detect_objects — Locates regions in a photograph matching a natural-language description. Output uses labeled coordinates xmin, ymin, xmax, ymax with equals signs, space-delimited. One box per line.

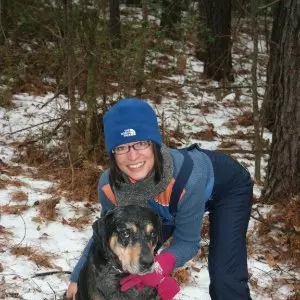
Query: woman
xmin=67 ymin=98 xmax=253 ymax=300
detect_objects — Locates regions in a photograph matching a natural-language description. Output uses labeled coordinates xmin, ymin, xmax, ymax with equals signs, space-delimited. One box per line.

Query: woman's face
xmin=114 ymin=142 xmax=155 ymax=181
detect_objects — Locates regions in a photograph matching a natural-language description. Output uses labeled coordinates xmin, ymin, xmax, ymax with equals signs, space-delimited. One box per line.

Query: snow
xmin=0 ymin=13 xmax=297 ymax=300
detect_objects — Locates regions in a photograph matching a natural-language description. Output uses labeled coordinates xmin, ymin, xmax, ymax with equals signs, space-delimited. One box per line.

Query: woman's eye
xmin=115 ymin=146 xmax=125 ymax=152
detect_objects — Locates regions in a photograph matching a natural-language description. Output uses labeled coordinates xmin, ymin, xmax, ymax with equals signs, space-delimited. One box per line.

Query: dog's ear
xmin=92 ymin=218 xmax=106 ymax=240
xmin=92 ymin=209 xmax=115 ymax=239
xmin=92 ymin=210 xmax=115 ymax=259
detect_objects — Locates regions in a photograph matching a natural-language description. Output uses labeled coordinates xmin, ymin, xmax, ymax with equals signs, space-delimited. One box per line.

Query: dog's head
xmin=92 ymin=205 xmax=162 ymax=274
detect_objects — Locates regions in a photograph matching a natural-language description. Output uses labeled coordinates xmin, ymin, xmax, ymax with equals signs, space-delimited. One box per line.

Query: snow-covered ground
xmin=0 ymin=21 xmax=297 ymax=299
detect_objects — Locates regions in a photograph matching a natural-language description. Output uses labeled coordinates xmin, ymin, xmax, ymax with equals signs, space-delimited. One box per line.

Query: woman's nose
xmin=127 ymin=147 xmax=139 ymax=160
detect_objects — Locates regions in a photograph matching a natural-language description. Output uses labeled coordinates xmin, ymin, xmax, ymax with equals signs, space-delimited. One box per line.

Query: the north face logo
xmin=121 ymin=129 xmax=136 ymax=137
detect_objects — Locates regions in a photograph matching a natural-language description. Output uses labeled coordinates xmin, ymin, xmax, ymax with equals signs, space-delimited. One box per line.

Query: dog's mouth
xmin=121 ymin=260 xmax=155 ymax=275
xmin=137 ymin=263 xmax=155 ymax=275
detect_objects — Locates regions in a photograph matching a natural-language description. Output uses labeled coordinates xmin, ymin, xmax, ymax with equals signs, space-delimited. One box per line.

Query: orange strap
xmin=102 ymin=184 xmax=117 ymax=205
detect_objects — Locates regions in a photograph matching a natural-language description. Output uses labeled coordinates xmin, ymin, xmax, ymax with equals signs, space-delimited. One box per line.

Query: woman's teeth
xmin=128 ymin=162 xmax=144 ymax=169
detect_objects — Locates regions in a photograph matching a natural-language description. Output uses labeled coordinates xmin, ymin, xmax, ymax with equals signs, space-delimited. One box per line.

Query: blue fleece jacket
xmin=70 ymin=145 xmax=251 ymax=282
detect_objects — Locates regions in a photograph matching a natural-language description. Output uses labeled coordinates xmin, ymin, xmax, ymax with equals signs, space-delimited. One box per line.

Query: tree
xmin=160 ymin=0 xmax=182 ymax=39
xmin=63 ymin=0 xmax=79 ymax=166
xmin=262 ymin=0 xmax=300 ymax=202
xmin=263 ymin=2 xmax=283 ymax=131
xmin=250 ymin=0 xmax=262 ymax=182
xmin=79 ymin=0 xmax=100 ymax=158
xmin=0 ymin=0 xmax=9 ymax=45
xmin=109 ymin=0 xmax=121 ymax=49
xmin=203 ymin=0 xmax=233 ymax=82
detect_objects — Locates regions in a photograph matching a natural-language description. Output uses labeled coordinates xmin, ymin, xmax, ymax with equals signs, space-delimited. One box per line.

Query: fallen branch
xmin=217 ymin=148 xmax=269 ymax=154
xmin=32 ymin=270 xmax=71 ymax=277
xmin=40 ymin=68 xmax=85 ymax=109
xmin=7 ymin=117 xmax=62 ymax=136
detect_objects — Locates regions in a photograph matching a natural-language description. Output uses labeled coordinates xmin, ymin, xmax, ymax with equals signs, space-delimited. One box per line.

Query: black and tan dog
xmin=75 ymin=205 xmax=162 ymax=300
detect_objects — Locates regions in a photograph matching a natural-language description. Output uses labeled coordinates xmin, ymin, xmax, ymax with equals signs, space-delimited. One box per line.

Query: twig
xmin=15 ymin=117 xmax=67 ymax=147
xmin=40 ymin=68 xmax=85 ymax=109
xmin=47 ymin=281 xmax=57 ymax=300
xmin=14 ymin=213 xmax=27 ymax=247
xmin=259 ymin=0 xmax=280 ymax=10
xmin=7 ymin=117 xmax=62 ymax=136
xmin=32 ymin=271 xmax=71 ymax=277
xmin=186 ymin=83 xmax=267 ymax=90
xmin=217 ymin=148 xmax=269 ymax=154
xmin=40 ymin=86 xmax=66 ymax=109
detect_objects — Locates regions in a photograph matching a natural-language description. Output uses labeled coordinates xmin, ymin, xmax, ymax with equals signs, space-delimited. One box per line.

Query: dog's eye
xmin=147 ymin=231 xmax=157 ymax=242
xmin=120 ymin=229 xmax=131 ymax=240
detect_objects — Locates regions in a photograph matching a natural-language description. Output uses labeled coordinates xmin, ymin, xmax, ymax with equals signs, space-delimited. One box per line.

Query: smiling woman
xmin=66 ymin=98 xmax=254 ymax=300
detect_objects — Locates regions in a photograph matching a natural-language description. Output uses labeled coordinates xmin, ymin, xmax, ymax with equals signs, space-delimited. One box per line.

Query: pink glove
xmin=120 ymin=252 xmax=180 ymax=299
xmin=157 ymin=276 xmax=180 ymax=300
xmin=121 ymin=274 xmax=179 ymax=300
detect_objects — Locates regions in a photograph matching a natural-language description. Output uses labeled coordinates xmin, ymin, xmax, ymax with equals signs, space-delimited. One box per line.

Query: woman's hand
xmin=65 ymin=282 xmax=78 ymax=300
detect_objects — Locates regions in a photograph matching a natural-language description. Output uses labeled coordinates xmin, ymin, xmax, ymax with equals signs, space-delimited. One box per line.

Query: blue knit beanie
xmin=103 ymin=98 xmax=162 ymax=153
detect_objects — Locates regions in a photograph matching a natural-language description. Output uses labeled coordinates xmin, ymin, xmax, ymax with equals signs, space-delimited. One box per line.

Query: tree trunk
xmin=82 ymin=4 xmax=98 ymax=159
xmin=135 ymin=0 xmax=147 ymax=96
xmin=262 ymin=0 xmax=300 ymax=203
xmin=251 ymin=0 xmax=262 ymax=182
xmin=203 ymin=0 xmax=233 ymax=82
xmin=125 ymin=0 xmax=141 ymax=6
xmin=0 ymin=0 xmax=9 ymax=45
xmin=109 ymin=0 xmax=121 ymax=49
xmin=263 ymin=2 xmax=282 ymax=131
xmin=63 ymin=0 xmax=79 ymax=166
xmin=160 ymin=0 xmax=182 ymax=39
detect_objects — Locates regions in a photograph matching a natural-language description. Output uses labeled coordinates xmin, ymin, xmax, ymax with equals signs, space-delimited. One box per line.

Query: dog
xmin=75 ymin=205 xmax=162 ymax=300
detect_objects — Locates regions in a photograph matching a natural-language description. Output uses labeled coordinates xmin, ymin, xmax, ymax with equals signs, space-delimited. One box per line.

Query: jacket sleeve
xmin=70 ymin=238 xmax=93 ymax=282
xmin=70 ymin=170 xmax=114 ymax=281
xmin=163 ymin=150 xmax=214 ymax=268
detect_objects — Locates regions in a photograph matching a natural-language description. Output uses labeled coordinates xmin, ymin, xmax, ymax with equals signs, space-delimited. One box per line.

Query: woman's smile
xmin=127 ymin=161 xmax=145 ymax=169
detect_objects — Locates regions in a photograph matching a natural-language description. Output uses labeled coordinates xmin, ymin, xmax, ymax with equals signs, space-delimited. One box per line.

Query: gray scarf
xmin=113 ymin=145 xmax=173 ymax=207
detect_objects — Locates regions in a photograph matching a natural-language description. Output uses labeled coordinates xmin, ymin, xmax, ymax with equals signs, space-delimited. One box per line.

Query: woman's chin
xmin=127 ymin=169 xmax=149 ymax=181
xmin=129 ymin=173 xmax=147 ymax=181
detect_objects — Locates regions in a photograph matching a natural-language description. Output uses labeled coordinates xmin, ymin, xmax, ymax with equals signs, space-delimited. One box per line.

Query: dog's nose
xmin=140 ymin=255 xmax=154 ymax=271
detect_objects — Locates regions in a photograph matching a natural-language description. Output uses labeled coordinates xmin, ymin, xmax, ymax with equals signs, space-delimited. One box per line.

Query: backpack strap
xmin=169 ymin=149 xmax=194 ymax=216
xmin=158 ymin=149 xmax=194 ymax=245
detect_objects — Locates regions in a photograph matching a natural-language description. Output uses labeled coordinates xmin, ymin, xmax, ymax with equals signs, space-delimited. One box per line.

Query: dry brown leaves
xmin=236 ymin=111 xmax=253 ymax=127
xmin=250 ymin=199 xmax=300 ymax=298
xmin=191 ymin=124 xmax=218 ymax=141
xmin=56 ymin=161 xmax=100 ymax=203
xmin=62 ymin=215 xmax=92 ymax=229
xmin=1 ymin=204 xmax=30 ymax=215
xmin=173 ymin=268 xmax=191 ymax=285
xmin=38 ymin=197 xmax=60 ymax=221
xmin=11 ymin=190 xmax=28 ymax=202
xmin=0 ymin=178 xmax=25 ymax=189
xmin=0 ymin=225 xmax=13 ymax=252
xmin=256 ymin=199 xmax=300 ymax=268
xmin=12 ymin=144 xmax=49 ymax=167
xmin=11 ymin=245 xmax=59 ymax=269
xmin=218 ymin=140 xmax=238 ymax=149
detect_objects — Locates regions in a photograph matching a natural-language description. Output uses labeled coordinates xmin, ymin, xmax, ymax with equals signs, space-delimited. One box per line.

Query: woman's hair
xmin=109 ymin=143 xmax=164 ymax=189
